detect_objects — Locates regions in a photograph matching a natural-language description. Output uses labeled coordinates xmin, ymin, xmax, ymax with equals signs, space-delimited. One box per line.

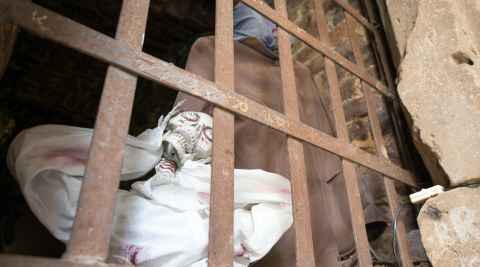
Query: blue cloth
xmin=234 ymin=2 xmax=278 ymax=57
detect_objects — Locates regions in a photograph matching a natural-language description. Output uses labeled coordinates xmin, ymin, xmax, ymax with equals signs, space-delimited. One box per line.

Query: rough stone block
xmin=418 ymin=187 xmax=480 ymax=267
xmin=385 ymin=0 xmax=418 ymax=58
xmin=397 ymin=0 xmax=480 ymax=186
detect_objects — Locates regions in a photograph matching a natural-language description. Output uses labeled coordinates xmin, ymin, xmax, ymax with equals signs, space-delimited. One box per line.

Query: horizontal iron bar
xmin=3 ymin=0 xmax=417 ymax=187
xmin=0 ymin=254 xmax=129 ymax=267
xmin=333 ymin=0 xmax=376 ymax=32
xmin=240 ymin=0 xmax=392 ymax=98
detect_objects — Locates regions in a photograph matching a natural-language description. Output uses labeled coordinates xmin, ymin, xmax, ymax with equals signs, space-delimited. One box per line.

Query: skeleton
xmin=150 ymin=110 xmax=213 ymax=184
xmin=8 ymin=104 xmax=292 ymax=267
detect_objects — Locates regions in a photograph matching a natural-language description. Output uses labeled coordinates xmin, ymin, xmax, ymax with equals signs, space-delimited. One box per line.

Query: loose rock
xmin=397 ymin=0 xmax=480 ymax=185
xmin=418 ymin=187 xmax=480 ymax=267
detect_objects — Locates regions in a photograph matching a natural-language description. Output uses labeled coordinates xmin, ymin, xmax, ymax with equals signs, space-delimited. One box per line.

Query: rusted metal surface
xmin=208 ymin=1 xmax=235 ymax=266
xmin=360 ymin=0 xmax=417 ymax=178
xmin=63 ymin=0 xmax=150 ymax=262
xmin=360 ymin=0 xmax=395 ymax=91
xmin=3 ymin=0 xmax=417 ymax=187
xmin=240 ymin=0 xmax=391 ymax=99
xmin=274 ymin=0 xmax=317 ymax=266
xmin=332 ymin=0 xmax=375 ymax=32
xmin=0 ymin=255 xmax=131 ymax=267
xmin=345 ymin=13 xmax=414 ymax=267
xmin=313 ymin=1 xmax=373 ymax=266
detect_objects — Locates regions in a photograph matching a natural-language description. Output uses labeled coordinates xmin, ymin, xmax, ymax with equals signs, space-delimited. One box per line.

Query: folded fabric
xmin=234 ymin=2 xmax=278 ymax=58
xmin=7 ymin=123 xmax=292 ymax=266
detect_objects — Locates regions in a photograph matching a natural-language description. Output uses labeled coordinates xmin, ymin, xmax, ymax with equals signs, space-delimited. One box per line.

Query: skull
xmin=162 ymin=111 xmax=213 ymax=168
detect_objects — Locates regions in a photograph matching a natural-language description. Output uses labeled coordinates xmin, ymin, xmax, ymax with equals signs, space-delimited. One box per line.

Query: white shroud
xmin=7 ymin=123 xmax=292 ymax=267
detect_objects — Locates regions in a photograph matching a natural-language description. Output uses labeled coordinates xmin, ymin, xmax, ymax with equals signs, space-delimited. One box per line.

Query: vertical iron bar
xmin=63 ymin=0 xmax=150 ymax=262
xmin=344 ymin=12 xmax=414 ymax=267
xmin=359 ymin=1 xmax=394 ymax=90
xmin=313 ymin=1 xmax=373 ymax=266
xmin=208 ymin=1 xmax=235 ymax=266
xmin=274 ymin=0 xmax=317 ymax=266
xmin=360 ymin=0 xmax=416 ymax=175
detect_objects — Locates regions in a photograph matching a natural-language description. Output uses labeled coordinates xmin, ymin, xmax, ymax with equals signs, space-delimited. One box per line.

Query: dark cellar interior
xmin=0 ymin=0 xmax=215 ymax=257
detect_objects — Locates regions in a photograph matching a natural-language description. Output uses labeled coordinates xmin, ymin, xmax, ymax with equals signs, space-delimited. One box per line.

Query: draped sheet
xmin=7 ymin=123 xmax=293 ymax=267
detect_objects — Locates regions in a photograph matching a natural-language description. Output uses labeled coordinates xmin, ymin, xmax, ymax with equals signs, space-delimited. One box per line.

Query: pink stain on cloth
xmin=7 ymin=124 xmax=293 ymax=267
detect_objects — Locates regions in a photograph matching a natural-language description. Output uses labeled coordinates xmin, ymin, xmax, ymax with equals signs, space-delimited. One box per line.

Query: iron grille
xmin=0 ymin=0 xmax=417 ymax=266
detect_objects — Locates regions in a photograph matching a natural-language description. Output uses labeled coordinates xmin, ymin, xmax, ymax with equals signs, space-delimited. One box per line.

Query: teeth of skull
xmin=155 ymin=159 xmax=177 ymax=179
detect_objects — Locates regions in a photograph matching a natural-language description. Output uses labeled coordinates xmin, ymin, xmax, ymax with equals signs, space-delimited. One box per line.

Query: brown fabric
xmin=176 ymin=36 xmax=372 ymax=266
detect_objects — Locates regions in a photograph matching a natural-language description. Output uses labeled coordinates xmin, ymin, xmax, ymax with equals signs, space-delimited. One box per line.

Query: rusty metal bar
xmin=360 ymin=1 xmax=394 ymax=91
xmin=61 ymin=0 xmax=150 ymax=262
xmin=332 ymin=0 xmax=376 ymax=32
xmin=313 ymin=1 xmax=373 ymax=266
xmin=208 ymin=1 xmax=235 ymax=266
xmin=0 ymin=255 xmax=130 ymax=267
xmin=3 ymin=0 xmax=417 ymax=187
xmin=240 ymin=0 xmax=391 ymax=98
xmin=360 ymin=0 xmax=418 ymax=186
xmin=274 ymin=0 xmax=316 ymax=266
xmin=345 ymin=12 xmax=414 ymax=267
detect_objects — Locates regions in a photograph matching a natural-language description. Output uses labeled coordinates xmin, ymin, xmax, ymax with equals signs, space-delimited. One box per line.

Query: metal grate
xmin=0 ymin=0 xmax=417 ymax=266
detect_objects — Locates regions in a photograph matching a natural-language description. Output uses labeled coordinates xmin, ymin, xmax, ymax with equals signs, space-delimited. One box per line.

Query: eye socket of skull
xmin=162 ymin=141 xmax=182 ymax=166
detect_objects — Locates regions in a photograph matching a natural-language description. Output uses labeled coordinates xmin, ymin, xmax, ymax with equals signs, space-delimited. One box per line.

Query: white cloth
xmin=7 ymin=124 xmax=293 ymax=267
